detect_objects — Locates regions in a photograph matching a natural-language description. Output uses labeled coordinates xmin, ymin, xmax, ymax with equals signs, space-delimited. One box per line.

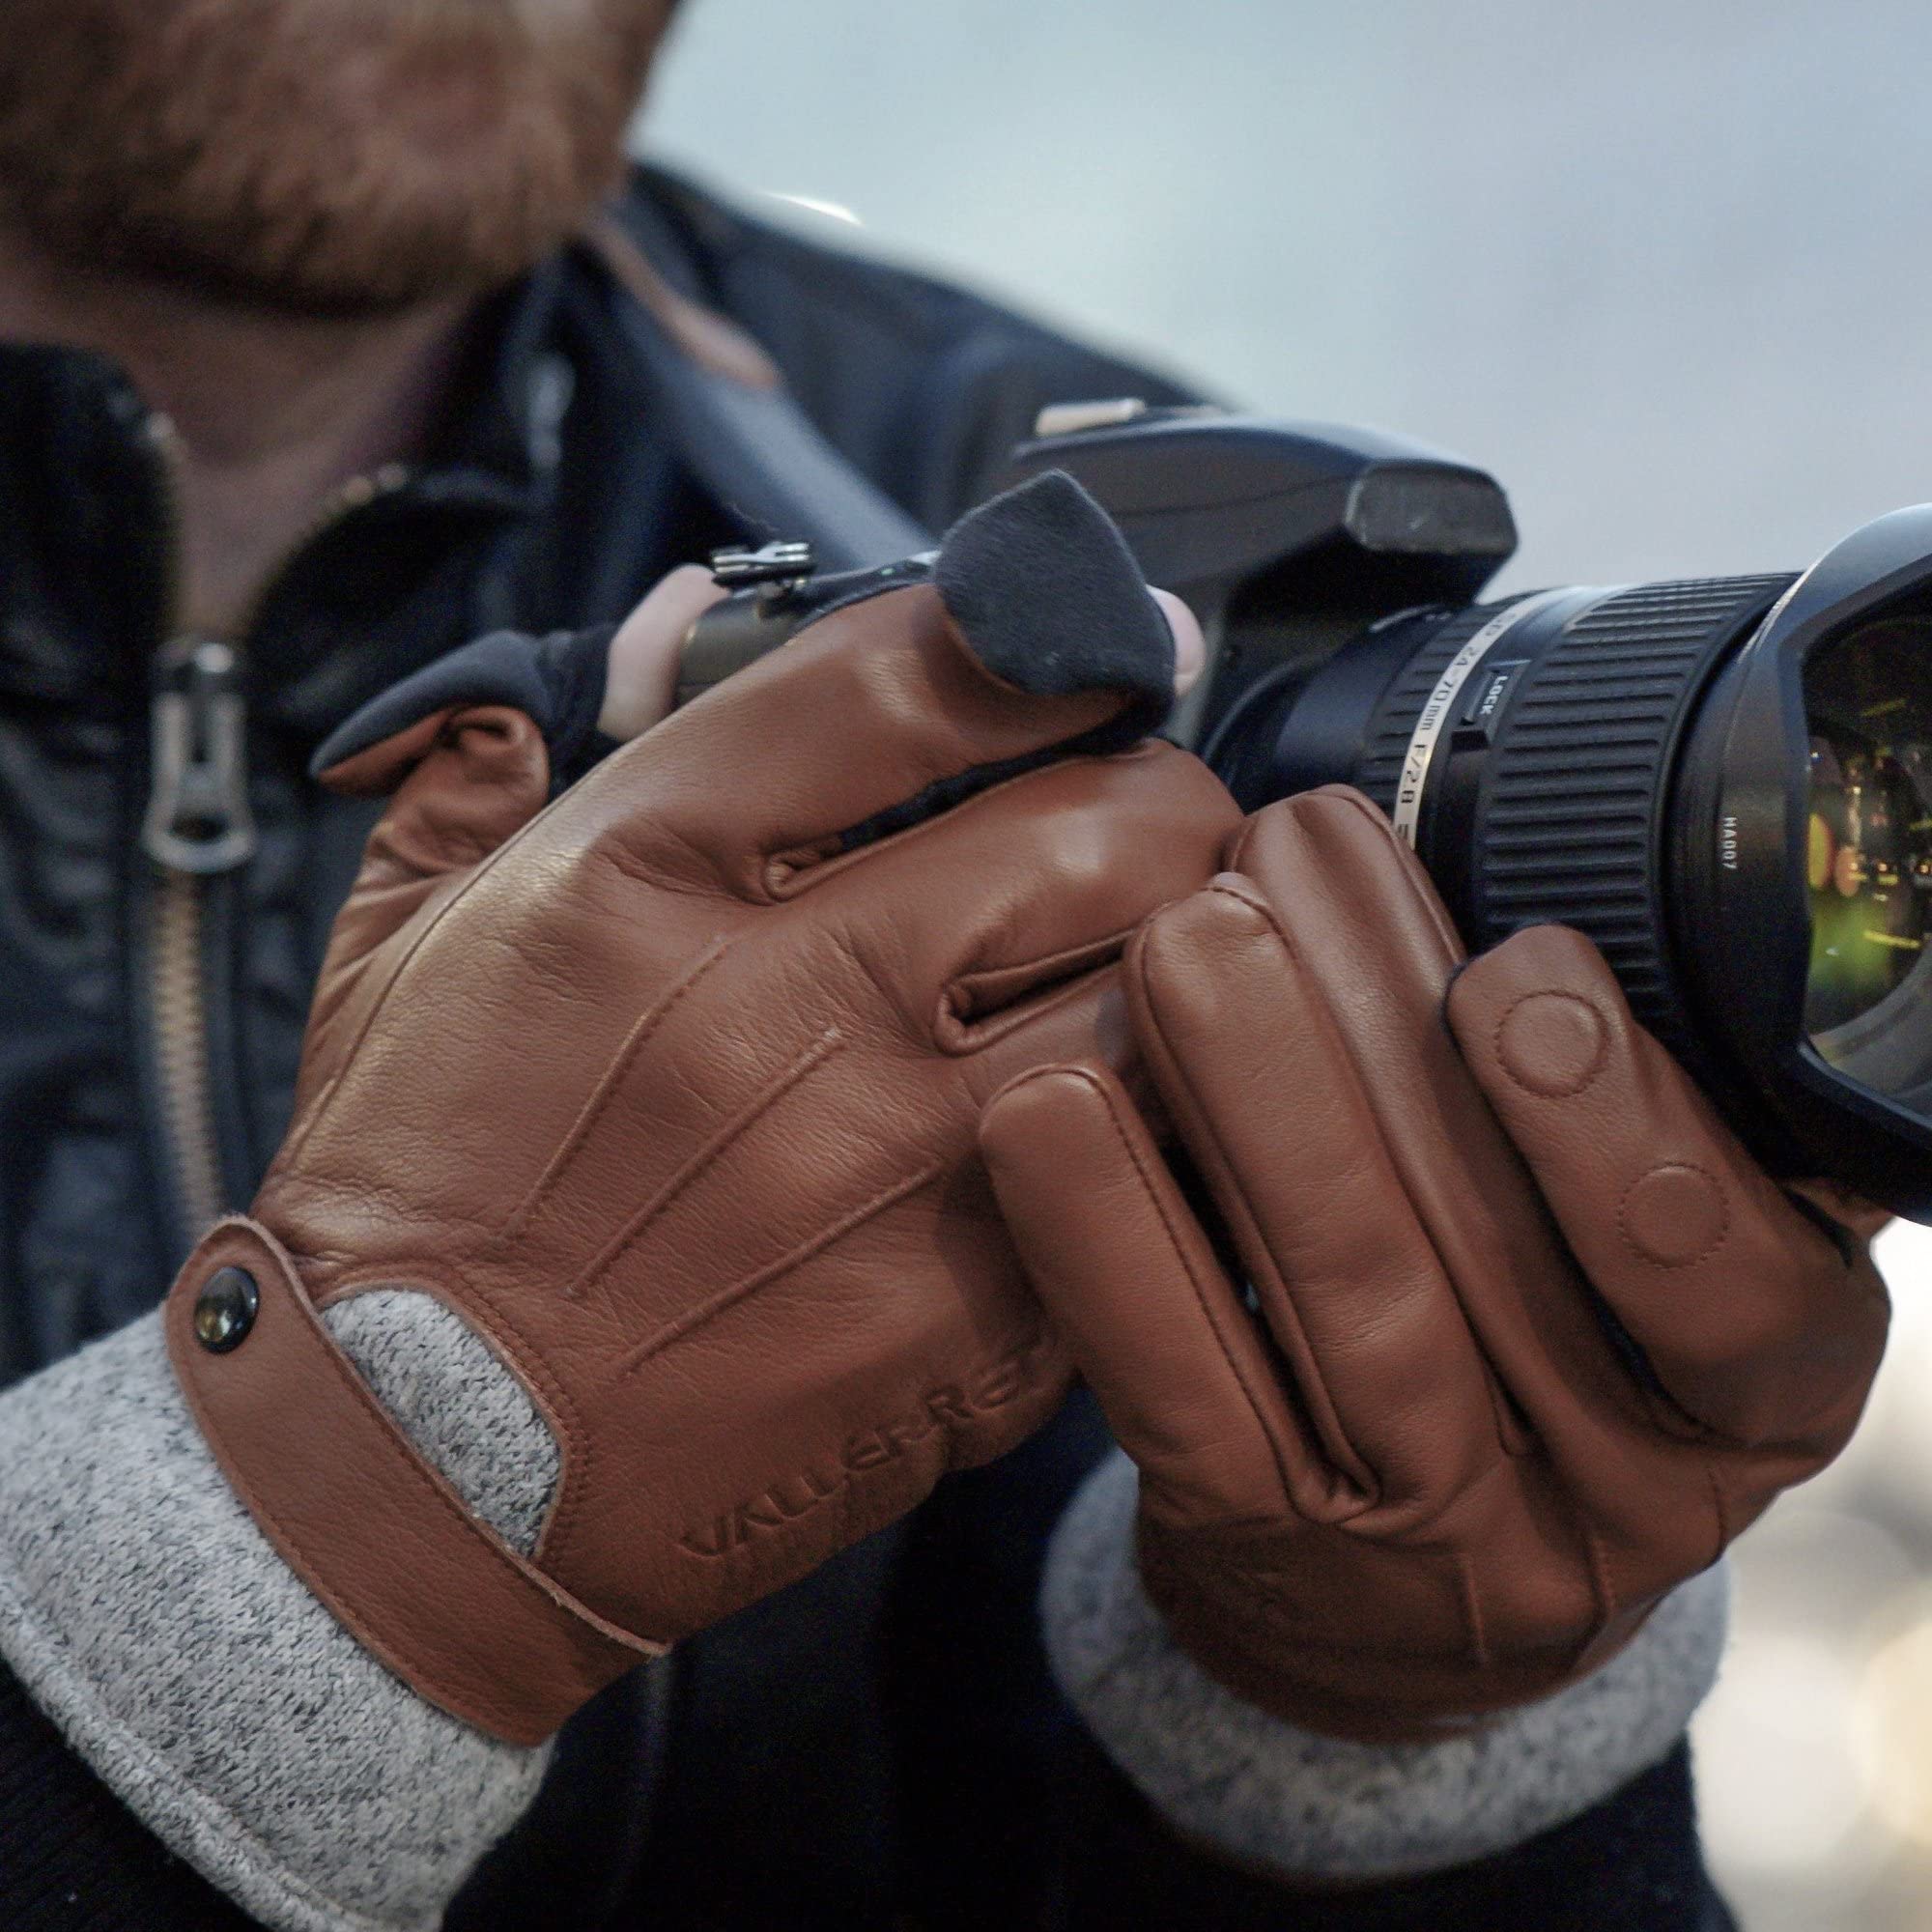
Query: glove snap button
xmin=193 ymin=1266 xmax=260 ymax=1353
xmin=1495 ymin=991 xmax=1609 ymax=1098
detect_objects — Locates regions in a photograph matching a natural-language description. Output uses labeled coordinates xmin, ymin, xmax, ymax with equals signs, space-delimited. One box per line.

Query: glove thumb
xmin=327 ymin=702 xmax=554 ymax=947
xmin=312 ymin=625 xmax=595 ymax=952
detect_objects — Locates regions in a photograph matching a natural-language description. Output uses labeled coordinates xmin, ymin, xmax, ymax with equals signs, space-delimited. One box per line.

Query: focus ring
xmin=1469 ymin=575 xmax=1791 ymax=1051
xmin=1351 ymin=603 xmax=1520 ymax=809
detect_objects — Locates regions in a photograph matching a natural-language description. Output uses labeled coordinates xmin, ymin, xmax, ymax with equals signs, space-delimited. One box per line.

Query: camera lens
xmin=1802 ymin=615 xmax=1932 ymax=1106
xmin=1245 ymin=573 xmax=1792 ymax=1064
xmin=1215 ymin=507 xmax=1932 ymax=1218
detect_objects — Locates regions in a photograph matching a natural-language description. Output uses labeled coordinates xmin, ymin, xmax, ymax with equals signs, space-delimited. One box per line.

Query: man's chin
xmin=0 ymin=0 xmax=671 ymax=319
xmin=15 ymin=175 xmax=630 ymax=323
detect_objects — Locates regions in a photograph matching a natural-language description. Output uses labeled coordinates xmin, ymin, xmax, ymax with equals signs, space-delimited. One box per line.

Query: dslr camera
xmin=685 ymin=405 xmax=1932 ymax=1224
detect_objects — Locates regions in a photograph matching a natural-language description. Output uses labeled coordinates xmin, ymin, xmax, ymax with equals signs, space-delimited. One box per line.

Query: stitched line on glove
xmin=1070 ymin=1064 xmax=1300 ymax=1521
xmin=1613 ymin=1161 xmax=1733 ymax=1269
xmin=1227 ymin=786 xmax=1466 ymax=963
xmin=1705 ymin=1464 xmax=1733 ymax=1565
xmin=1455 ymin=1548 xmax=1491 ymax=1670
xmin=567 ymin=1027 xmax=848 ymax=1300
xmin=274 ymin=1070 xmax=339 ymax=1171
xmin=934 ymin=926 xmax=1135 ymax=1054
xmin=759 ymin=748 xmax=1152 ymax=903
xmin=291 ymin=761 xmax=585 ymax=1162
xmin=1487 ymin=989 xmax=1611 ymax=1099
xmin=1189 ymin=879 xmax=1531 ymax=1480
xmin=177 ymin=1236 xmax=651 ymax=1740
xmin=507 ymin=937 xmax=735 ymax=1236
xmin=618 ymin=1157 xmax=947 ymax=1375
xmin=1145 ymin=882 xmax=1391 ymax=1509
xmin=1580 ymin=1520 xmax=1620 ymax=1660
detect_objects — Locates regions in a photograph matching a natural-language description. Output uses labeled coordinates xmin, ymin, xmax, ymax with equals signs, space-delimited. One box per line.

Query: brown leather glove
xmin=981 ymin=783 xmax=1889 ymax=1742
xmin=163 ymin=482 xmax=1240 ymax=1746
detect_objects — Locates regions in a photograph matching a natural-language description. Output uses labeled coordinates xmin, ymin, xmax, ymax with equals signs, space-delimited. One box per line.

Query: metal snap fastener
xmin=193 ymin=1266 xmax=260 ymax=1353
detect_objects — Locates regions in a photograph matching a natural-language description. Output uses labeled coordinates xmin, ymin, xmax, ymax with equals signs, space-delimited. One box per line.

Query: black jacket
xmin=0 ymin=163 xmax=1725 ymax=1930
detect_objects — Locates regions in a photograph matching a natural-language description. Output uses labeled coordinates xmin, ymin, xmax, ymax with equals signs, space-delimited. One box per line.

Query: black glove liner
xmin=311 ymin=469 xmax=1176 ymax=821
xmin=311 ymin=624 xmax=619 ymax=797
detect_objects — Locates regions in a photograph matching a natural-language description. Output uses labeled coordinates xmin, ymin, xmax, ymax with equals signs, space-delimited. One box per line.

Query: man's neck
xmin=0 ymin=225 xmax=473 ymax=638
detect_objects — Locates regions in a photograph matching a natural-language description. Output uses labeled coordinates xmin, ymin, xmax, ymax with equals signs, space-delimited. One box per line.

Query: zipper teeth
xmin=148 ymin=869 xmax=228 ymax=1237
xmin=140 ymin=407 xmax=413 ymax=1247
xmin=138 ymin=412 xmax=227 ymax=1245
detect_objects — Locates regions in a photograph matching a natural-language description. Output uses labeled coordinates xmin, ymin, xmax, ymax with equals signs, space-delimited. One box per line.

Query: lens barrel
xmin=1670 ymin=508 xmax=1932 ymax=1219
xmin=1248 ymin=574 xmax=1791 ymax=1068
xmin=1216 ymin=555 xmax=1932 ymax=1215
xmin=1224 ymin=510 xmax=1932 ymax=1216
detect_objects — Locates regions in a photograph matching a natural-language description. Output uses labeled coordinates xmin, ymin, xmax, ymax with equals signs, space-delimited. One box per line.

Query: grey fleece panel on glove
xmin=0 ymin=1292 xmax=564 ymax=1932
xmin=1041 ymin=1451 xmax=1730 ymax=1881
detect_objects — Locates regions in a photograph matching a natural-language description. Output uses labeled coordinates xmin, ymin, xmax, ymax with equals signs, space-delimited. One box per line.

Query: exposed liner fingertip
xmin=935 ymin=470 xmax=1175 ymax=708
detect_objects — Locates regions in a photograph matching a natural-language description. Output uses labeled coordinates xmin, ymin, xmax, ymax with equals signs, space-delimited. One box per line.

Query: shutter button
xmin=194 ymin=1266 xmax=260 ymax=1352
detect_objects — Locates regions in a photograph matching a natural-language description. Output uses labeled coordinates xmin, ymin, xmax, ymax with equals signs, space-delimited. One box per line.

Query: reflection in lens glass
xmin=1804 ymin=614 xmax=1932 ymax=1102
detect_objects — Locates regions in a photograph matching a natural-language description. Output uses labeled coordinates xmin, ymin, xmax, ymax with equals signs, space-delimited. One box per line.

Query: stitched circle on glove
xmin=1620 ymin=1163 xmax=1730 ymax=1267
xmin=1492 ymin=990 xmax=1609 ymax=1098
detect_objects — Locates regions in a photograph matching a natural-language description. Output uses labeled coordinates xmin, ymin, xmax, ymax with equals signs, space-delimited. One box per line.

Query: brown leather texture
xmin=170 ymin=578 xmax=1238 ymax=1744
xmin=980 ymin=784 xmax=1890 ymax=1742
xmin=164 ymin=1217 xmax=661 ymax=1745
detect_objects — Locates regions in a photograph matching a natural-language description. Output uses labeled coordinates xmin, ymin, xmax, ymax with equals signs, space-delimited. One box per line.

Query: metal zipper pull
xmin=140 ymin=638 xmax=258 ymax=874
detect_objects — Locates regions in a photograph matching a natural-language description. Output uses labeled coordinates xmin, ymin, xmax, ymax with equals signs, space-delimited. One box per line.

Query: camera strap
xmin=582 ymin=204 xmax=935 ymax=573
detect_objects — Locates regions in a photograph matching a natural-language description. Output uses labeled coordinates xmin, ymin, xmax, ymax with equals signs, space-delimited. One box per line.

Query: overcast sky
xmin=645 ymin=0 xmax=1932 ymax=591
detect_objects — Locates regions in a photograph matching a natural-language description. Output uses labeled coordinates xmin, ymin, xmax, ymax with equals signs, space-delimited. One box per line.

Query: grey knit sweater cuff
xmin=0 ymin=1292 xmax=565 ymax=1932
xmin=1040 ymin=1450 xmax=1730 ymax=1881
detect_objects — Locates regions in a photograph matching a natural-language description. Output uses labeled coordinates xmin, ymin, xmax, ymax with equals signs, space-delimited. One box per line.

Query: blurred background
xmin=644 ymin=4 xmax=1932 ymax=1923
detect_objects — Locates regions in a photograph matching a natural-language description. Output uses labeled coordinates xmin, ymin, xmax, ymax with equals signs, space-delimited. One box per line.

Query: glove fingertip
xmin=980 ymin=1061 xmax=1122 ymax=1176
xmin=310 ymin=627 xmax=611 ymax=791
xmin=314 ymin=707 xmax=457 ymax=798
xmin=1445 ymin=923 xmax=1625 ymax=1047
xmin=1122 ymin=875 xmax=1285 ymax=1059
xmin=935 ymin=470 xmax=1174 ymax=709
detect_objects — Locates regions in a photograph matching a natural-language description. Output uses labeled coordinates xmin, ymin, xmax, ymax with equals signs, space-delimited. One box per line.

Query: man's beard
xmin=0 ymin=0 xmax=676 ymax=317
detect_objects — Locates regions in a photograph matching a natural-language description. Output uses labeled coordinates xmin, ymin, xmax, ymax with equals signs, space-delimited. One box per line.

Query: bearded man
xmin=0 ymin=5 xmax=1888 ymax=1930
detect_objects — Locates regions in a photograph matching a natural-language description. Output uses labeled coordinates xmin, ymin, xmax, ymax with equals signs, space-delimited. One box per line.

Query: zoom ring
xmin=1351 ymin=604 xmax=1514 ymax=810
xmin=1470 ymin=574 xmax=1792 ymax=1050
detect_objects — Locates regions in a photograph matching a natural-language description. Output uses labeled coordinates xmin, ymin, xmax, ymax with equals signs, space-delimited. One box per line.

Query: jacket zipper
xmin=137 ymin=411 xmax=411 ymax=1251
xmin=140 ymin=638 xmax=255 ymax=1236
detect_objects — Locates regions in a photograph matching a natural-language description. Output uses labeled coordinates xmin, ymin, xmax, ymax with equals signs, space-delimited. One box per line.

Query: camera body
xmin=1003 ymin=403 xmax=1521 ymax=761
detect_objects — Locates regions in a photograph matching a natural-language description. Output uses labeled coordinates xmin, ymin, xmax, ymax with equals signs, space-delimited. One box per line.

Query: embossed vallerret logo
xmin=677 ymin=1340 xmax=1047 ymax=1558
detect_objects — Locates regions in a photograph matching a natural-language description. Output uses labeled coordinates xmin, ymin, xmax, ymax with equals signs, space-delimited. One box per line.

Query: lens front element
xmin=1804 ymin=614 xmax=1932 ymax=1103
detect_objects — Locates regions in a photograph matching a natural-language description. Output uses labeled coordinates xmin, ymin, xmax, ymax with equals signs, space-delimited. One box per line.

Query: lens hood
xmin=1678 ymin=506 xmax=1932 ymax=1220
